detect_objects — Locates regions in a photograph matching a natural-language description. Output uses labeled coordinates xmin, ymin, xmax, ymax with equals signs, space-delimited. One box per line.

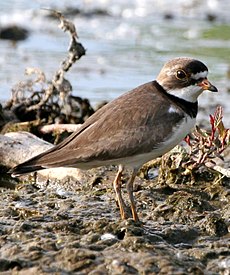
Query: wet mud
xmin=0 ymin=166 xmax=229 ymax=274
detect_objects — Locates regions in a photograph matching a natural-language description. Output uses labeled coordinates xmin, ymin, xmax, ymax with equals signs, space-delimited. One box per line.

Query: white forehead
xmin=191 ymin=71 xmax=208 ymax=80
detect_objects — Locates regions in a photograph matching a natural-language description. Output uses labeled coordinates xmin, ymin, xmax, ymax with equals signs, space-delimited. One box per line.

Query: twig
xmin=39 ymin=123 xmax=82 ymax=134
xmin=26 ymin=10 xmax=86 ymax=112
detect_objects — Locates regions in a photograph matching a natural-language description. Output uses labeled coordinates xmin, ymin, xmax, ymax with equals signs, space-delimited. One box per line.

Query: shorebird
xmin=10 ymin=57 xmax=218 ymax=221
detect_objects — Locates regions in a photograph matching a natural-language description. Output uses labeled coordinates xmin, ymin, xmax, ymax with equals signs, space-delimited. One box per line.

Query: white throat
xmin=168 ymin=85 xmax=202 ymax=103
xmin=157 ymin=70 xmax=208 ymax=103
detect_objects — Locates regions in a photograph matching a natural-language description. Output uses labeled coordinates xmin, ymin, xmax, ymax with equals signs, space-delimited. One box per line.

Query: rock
xmin=0 ymin=25 xmax=29 ymax=41
xmin=0 ymin=131 xmax=52 ymax=167
xmin=0 ymin=131 xmax=88 ymax=190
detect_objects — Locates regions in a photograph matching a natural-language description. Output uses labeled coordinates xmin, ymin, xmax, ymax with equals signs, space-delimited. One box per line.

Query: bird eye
xmin=176 ymin=69 xmax=187 ymax=80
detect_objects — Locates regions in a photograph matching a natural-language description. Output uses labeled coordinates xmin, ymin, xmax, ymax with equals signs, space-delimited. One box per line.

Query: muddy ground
xmin=0 ymin=165 xmax=229 ymax=275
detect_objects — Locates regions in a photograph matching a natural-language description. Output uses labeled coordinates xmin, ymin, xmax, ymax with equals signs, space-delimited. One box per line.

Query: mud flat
xmin=0 ymin=159 xmax=229 ymax=274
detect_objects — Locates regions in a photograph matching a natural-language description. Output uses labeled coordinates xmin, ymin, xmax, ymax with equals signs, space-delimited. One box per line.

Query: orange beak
xmin=197 ymin=78 xmax=218 ymax=92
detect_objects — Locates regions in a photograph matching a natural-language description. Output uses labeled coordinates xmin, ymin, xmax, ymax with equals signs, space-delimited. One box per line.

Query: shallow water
xmin=0 ymin=0 xmax=230 ymax=126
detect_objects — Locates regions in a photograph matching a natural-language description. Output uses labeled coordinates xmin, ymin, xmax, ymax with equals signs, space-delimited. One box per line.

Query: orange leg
xmin=126 ymin=169 xmax=139 ymax=222
xmin=113 ymin=165 xmax=129 ymax=219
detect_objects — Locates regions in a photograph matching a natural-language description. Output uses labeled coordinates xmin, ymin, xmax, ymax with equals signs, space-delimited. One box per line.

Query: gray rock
xmin=0 ymin=131 xmax=88 ymax=190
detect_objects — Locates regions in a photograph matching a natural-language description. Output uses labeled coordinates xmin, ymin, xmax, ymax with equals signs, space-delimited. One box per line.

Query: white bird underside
xmin=71 ymin=115 xmax=195 ymax=170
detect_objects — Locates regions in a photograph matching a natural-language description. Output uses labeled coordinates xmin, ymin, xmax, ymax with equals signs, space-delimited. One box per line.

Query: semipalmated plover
xmin=10 ymin=57 xmax=218 ymax=221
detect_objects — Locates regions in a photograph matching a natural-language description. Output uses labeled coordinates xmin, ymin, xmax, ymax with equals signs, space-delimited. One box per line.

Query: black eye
xmin=176 ymin=70 xmax=187 ymax=80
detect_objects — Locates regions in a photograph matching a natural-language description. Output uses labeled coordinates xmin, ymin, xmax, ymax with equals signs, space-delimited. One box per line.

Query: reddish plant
xmin=185 ymin=106 xmax=230 ymax=168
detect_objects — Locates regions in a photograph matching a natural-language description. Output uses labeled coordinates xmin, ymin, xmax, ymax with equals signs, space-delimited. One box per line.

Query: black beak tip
xmin=210 ymin=85 xmax=218 ymax=92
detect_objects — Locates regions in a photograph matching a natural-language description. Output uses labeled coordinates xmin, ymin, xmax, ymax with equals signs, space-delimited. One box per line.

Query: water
xmin=0 ymin=0 xmax=229 ymax=125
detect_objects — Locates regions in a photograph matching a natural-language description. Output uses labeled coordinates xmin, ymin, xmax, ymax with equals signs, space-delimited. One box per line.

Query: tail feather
xmin=9 ymin=125 xmax=92 ymax=177
xmin=9 ymin=155 xmax=46 ymax=177
xmin=9 ymin=141 xmax=60 ymax=177
xmin=9 ymin=164 xmax=44 ymax=177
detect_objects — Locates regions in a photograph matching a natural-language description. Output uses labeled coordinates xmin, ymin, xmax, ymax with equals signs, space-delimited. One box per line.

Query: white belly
xmin=119 ymin=115 xmax=196 ymax=169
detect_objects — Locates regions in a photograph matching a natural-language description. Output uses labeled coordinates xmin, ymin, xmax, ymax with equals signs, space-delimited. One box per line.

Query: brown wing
xmin=11 ymin=81 xmax=186 ymax=175
xmin=28 ymin=82 xmax=185 ymax=164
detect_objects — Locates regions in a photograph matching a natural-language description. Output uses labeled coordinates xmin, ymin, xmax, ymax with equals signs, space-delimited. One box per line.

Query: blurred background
xmin=0 ymin=0 xmax=229 ymax=125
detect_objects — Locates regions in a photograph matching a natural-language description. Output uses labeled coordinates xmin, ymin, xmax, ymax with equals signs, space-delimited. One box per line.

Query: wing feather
xmin=29 ymin=82 xmax=185 ymax=166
